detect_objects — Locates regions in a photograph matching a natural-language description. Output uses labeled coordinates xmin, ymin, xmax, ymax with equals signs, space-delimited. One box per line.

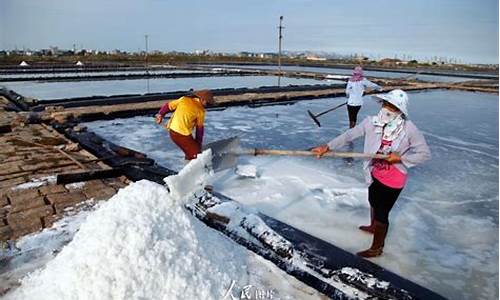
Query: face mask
xmin=377 ymin=107 xmax=400 ymax=124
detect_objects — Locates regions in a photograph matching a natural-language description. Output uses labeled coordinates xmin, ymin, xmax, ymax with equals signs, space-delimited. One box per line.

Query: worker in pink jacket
xmin=312 ymin=89 xmax=431 ymax=258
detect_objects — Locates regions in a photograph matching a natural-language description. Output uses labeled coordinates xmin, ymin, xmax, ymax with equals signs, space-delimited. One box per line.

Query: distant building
xmin=60 ymin=50 xmax=73 ymax=56
xmin=239 ymin=52 xmax=257 ymax=57
xmin=379 ymin=58 xmax=402 ymax=66
xmin=110 ymin=49 xmax=125 ymax=55
xmin=194 ymin=49 xmax=210 ymax=55
xmin=49 ymin=46 xmax=60 ymax=56
xmin=306 ymin=56 xmax=327 ymax=61
xmin=40 ymin=49 xmax=51 ymax=56
xmin=259 ymin=53 xmax=278 ymax=58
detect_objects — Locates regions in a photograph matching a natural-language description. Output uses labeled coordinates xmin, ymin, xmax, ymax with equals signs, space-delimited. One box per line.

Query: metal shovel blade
xmin=203 ymin=136 xmax=241 ymax=172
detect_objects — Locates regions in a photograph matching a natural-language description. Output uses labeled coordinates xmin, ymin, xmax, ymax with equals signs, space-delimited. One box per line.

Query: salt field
xmin=0 ymin=69 xmax=205 ymax=80
xmin=2 ymin=0 xmax=498 ymax=299
xmin=86 ymin=89 xmax=499 ymax=300
xmin=1 ymin=75 xmax=332 ymax=100
xmin=207 ymin=64 xmax=495 ymax=82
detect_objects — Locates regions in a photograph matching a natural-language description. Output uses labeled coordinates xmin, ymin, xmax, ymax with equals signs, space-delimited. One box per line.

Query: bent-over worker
xmin=155 ymin=90 xmax=214 ymax=160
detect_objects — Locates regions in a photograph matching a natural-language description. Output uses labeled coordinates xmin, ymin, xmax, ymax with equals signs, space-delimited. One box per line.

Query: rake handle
xmin=236 ymin=149 xmax=388 ymax=159
xmin=314 ymin=102 xmax=348 ymax=118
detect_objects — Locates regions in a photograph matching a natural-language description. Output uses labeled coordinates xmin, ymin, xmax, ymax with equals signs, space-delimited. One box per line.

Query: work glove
xmin=385 ymin=152 xmax=401 ymax=164
xmin=311 ymin=144 xmax=330 ymax=158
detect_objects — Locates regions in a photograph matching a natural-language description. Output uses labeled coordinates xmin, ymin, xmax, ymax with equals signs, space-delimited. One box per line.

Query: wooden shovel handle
xmin=239 ymin=149 xmax=388 ymax=160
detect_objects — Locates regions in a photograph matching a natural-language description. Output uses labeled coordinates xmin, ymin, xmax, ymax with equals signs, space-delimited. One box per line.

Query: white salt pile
xmin=7 ymin=178 xmax=253 ymax=300
xmin=163 ymin=150 xmax=213 ymax=201
xmin=6 ymin=151 xmax=250 ymax=300
xmin=5 ymin=151 xmax=324 ymax=300
xmin=4 ymin=152 xmax=320 ymax=300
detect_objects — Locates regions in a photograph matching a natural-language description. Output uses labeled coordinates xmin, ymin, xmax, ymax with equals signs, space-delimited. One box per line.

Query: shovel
xmin=307 ymin=102 xmax=347 ymax=127
xmin=204 ymin=136 xmax=388 ymax=172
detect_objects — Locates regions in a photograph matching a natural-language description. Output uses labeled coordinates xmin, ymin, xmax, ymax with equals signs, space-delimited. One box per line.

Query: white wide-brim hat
xmin=373 ymin=89 xmax=409 ymax=116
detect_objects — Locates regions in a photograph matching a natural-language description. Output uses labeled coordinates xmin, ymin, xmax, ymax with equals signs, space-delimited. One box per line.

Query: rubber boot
xmin=358 ymin=207 xmax=375 ymax=234
xmin=356 ymin=221 xmax=388 ymax=258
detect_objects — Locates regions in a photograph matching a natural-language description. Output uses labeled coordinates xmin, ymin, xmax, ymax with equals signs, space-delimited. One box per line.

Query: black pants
xmin=347 ymin=105 xmax=362 ymax=125
xmin=368 ymin=177 xmax=403 ymax=224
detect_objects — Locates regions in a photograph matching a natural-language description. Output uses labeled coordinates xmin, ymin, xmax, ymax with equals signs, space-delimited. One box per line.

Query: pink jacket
xmin=327 ymin=116 xmax=431 ymax=185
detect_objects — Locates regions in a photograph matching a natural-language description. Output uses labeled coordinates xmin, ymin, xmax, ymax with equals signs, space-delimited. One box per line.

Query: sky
xmin=1 ymin=0 xmax=498 ymax=64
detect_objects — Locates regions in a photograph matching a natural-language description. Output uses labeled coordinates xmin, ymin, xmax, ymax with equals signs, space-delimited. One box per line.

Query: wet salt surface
xmin=86 ymin=89 xmax=498 ymax=300
xmin=207 ymin=64 xmax=496 ymax=82
xmin=0 ymin=69 xmax=205 ymax=79
xmin=2 ymin=75 xmax=331 ymax=100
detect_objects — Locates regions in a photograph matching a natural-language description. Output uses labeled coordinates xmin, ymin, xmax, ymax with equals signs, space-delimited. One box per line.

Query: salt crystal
xmin=235 ymin=164 xmax=258 ymax=178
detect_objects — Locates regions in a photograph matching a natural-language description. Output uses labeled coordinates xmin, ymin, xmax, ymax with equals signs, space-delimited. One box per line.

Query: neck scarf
xmin=373 ymin=108 xmax=406 ymax=141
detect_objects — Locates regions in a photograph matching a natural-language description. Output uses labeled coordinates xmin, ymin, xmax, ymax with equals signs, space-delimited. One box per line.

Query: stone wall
xmin=0 ymin=97 xmax=128 ymax=242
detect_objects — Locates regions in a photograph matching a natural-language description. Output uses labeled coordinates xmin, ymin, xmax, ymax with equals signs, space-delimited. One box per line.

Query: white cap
xmin=373 ymin=89 xmax=409 ymax=116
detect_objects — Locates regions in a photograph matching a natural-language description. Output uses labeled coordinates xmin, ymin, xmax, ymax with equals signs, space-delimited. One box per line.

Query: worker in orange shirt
xmin=155 ymin=90 xmax=214 ymax=160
